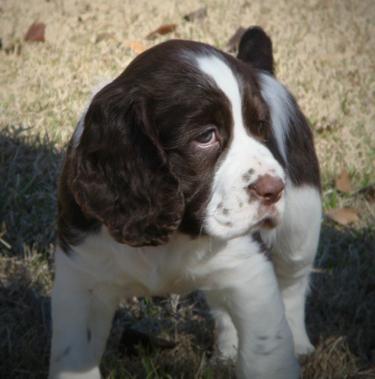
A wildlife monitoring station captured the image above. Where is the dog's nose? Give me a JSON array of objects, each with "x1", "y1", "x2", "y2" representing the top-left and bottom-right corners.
[{"x1": 248, "y1": 174, "x2": 284, "y2": 205}]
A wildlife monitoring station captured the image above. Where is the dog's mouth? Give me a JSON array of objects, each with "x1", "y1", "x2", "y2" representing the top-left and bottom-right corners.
[
  {"x1": 254, "y1": 203, "x2": 281, "y2": 230},
  {"x1": 249, "y1": 215, "x2": 279, "y2": 234},
  {"x1": 259, "y1": 216, "x2": 278, "y2": 229},
  {"x1": 205, "y1": 192, "x2": 284, "y2": 240}
]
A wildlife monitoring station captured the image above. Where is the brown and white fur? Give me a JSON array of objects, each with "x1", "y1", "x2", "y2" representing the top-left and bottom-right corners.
[{"x1": 49, "y1": 27, "x2": 321, "y2": 379}]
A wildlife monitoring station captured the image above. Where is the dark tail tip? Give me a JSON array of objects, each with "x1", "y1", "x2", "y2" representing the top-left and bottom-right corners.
[{"x1": 237, "y1": 26, "x2": 274, "y2": 75}]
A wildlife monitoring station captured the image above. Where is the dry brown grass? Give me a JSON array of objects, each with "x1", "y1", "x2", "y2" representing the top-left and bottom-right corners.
[{"x1": 1, "y1": 0, "x2": 374, "y2": 378}]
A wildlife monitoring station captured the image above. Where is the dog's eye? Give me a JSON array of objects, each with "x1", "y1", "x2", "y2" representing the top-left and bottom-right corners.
[{"x1": 195, "y1": 127, "x2": 218, "y2": 147}]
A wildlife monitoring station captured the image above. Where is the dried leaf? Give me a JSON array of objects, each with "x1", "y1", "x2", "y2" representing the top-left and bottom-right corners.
[
  {"x1": 128, "y1": 40, "x2": 146, "y2": 55},
  {"x1": 146, "y1": 24, "x2": 177, "y2": 40},
  {"x1": 335, "y1": 169, "x2": 352, "y2": 193},
  {"x1": 184, "y1": 6, "x2": 207, "y2": 22},
  {"x1": 226, "y1": 26, "x2": 246, "y2": 53},
  {"x1": 326, "y1": 207, "x2": 359, "y2": 225},
  {"x1": 24, "y1": 22, "x2": 46, "y2": 42}
]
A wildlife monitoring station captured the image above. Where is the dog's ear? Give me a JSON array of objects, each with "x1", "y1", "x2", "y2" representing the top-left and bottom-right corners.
[
  {"x1": 68, "y1": 84, "x2": 184, "y2": 246},
  {"x1": 237, "y1": 26, "x2": 274, "y2": 75}
]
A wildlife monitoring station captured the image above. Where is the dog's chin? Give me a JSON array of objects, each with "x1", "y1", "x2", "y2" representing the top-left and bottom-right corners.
[
  {"x1": 254, "y1": 201, "x2": 284, "y2": 231},
  {"x1": 253, "y1": 215, "x2": 280, "y2": 231},
  {"x1": 246, "y1": 207, "x2": 283, "y2": 235},
  {"x1": 205, "y1": 211, "x2": 282, "y2": 241}
]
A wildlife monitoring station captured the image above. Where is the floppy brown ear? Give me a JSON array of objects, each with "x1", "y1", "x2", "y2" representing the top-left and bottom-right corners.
[{"x1": 68, "y1": 84, "x2": 184, "y2": 246}]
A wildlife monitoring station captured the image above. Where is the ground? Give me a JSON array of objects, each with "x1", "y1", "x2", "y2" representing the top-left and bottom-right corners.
[{"x1": 0, "y1": 0, "x2": 374, "y2": 378}]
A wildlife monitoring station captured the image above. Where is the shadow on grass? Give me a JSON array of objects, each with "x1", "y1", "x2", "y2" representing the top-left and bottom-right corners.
[
  {"x1": 0, "y1": 125, "x2": 61, "y2": 258},
  {"x1": 0, "y1": 127, "x2": 374, "y2": 378},
  {"x1": 0, "y1": 125, "x2": 60, "y2": 378},
  {"x1": 304, "y1": 223, "x2": 375, "y2": 377},
  {"x1": 0, "y1": 258, "x2": 51, "y2": 379}
]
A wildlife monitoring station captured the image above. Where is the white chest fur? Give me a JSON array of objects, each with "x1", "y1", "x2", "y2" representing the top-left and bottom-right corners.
[{"x1": 62, "y1": 228, "x2": 251, "y2": 297}]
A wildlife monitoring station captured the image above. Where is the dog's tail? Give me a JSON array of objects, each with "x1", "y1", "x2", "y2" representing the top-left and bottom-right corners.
[{"x1": 237, "y1": 26, "x2": 274, "y2": 75}]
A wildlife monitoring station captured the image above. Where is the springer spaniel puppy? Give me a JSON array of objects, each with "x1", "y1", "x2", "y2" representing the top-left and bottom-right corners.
[{"x1": 49, "y1": 27, "x2": 321, "y2": 379}]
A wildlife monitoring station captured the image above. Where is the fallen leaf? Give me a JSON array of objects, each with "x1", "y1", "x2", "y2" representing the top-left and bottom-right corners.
[
  {"x1": 128, "y1": 40, "x2": 146, "y2": 55},
  {"x1": 226, "y1": 26, "x2": 246, "y2": 53},
  {"x1": 326, "y1": 207, "x2": 359, "y2": 226},
  {"x1": 24, "y1": 22, "x2": 46, "y2": 42},
  {"x1": 183, "y1": 6, "x2": 207, "y2": 22},
  {"x1": 146, "y1": 23, "x2": 177, "y2": 40},
  {"x1": 335, "y1": 169, "x2": 352, "y2": 193}
]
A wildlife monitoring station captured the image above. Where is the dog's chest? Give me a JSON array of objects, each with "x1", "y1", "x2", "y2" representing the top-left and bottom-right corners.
[{"x1": 71, "y1": 228, "x2": 215, "y2": 297}]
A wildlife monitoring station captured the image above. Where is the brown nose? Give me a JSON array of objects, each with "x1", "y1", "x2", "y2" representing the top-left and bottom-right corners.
[{"x1": 248, "y1": 174, "x2": 285, "y2": 205}]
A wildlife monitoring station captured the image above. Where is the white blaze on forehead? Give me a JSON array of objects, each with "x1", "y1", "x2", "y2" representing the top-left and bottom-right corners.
[
  {"x1": 258, "y1": 73, "x2": 293, "y2": 162},
  {"x1": 196, "y1": 55, "x2": 245, "y2": 137},
  {"x1": 196, "y1": 54, "x2": 286, "y2": 240}
]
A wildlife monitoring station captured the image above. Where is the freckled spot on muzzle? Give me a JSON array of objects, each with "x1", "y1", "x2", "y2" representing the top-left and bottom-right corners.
[{"x1": 242, "y1": 168, "x2": 255, "y2": 183}]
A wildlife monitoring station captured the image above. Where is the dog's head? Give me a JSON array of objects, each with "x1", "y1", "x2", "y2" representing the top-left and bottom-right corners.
[{"x1": 67, "y1": 28, "x2": 291, "y2": 246}]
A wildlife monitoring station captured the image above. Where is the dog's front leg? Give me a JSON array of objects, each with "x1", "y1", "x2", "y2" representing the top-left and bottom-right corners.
[
  {"x1": 204, "y1": 238, "x2": 299, "y2": 379},
  {"x1": 49, "y1": 249, "x2": 119, "y2": 379},
  {"x1": 271, "y1": 185, "x2": 322, "y2": 356}
]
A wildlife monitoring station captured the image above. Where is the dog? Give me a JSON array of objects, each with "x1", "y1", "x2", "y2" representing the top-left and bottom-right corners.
[{"x1": 49, "y1": 26, "x2": 321, "y2": 379}]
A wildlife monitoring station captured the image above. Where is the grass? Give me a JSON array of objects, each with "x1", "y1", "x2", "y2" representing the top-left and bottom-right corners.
[{"x1": 0, "y1": 0, "x2": 374, "y2": 378}]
